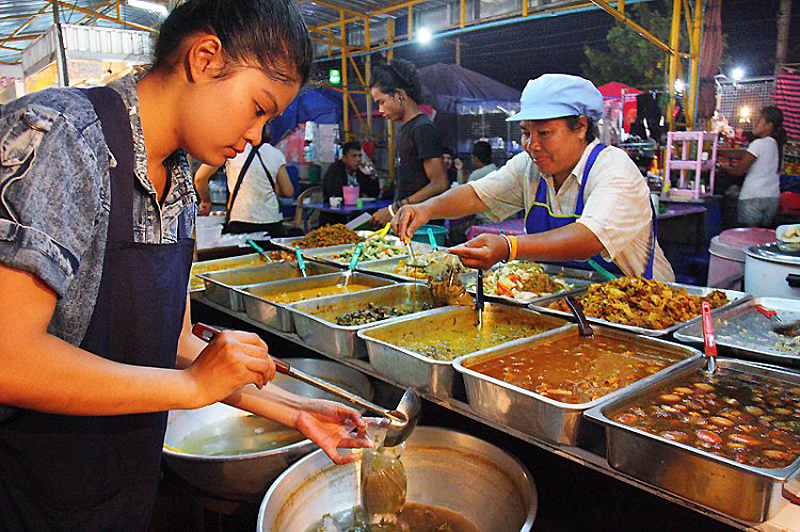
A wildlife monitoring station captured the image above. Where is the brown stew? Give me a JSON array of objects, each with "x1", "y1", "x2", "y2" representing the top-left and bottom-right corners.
[
  {"x1": 613, "y1": 369, "x2": 800, "y2": 469},
  {"x1": 468, "y1": 335, "x2": 684, "y2": 403}
]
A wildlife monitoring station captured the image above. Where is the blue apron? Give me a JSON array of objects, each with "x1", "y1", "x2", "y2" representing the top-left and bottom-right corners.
[
  {"x1": 0, "y1": 87, "x2": 194, "y2": 531},
  {"x1": 524, "y1": 143, "x2": 656, "y2": 279}
]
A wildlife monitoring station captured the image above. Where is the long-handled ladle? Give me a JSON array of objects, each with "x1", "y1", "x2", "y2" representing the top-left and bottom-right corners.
[{"x1": 192, "y1": 324, "x2": 421, "y2": 447}]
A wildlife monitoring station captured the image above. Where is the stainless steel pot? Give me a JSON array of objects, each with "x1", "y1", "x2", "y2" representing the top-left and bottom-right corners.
[
  {"x1": 162, "y1": 358, "x2": 373, "y2": 501},
  {"x1": 257, "y1": 426, "x2": 538, "y2": 532},
  {"x1": 744, "y1": 243, "x2": 800, "y2": 299}
]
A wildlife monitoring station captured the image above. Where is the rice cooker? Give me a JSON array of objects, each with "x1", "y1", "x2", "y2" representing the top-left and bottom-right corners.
[{"x1": 743, "y1": 243, "x2": 800, "y2": 299}]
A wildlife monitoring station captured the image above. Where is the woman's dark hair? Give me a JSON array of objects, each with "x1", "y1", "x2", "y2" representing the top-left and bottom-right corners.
[
  {"x1": 341, "y1": 141, "x2": 361, "y2": 156},
  {"x1": 442, "y1": 146, "x2": 454, "y2": 157},
  {"x1": 564, "y1": 115, "x2": 597, "y2": 143},
  {"x1": 370, "y1": 58, "x2": 423, "y2": 104},
  {"x1": 472, "y1": 141, "x2": 493, "y2": 165},
  {"x1": 153, "y1": 0, "x2": 312, "y2": 85},
  {"x1": 759, "y1": 106, "x2": 787, "y2": 164}
]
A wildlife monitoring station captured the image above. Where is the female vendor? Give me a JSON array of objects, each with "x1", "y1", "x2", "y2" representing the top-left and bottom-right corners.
[
  {"x1": 394, "y1": 74, "x2": 674, "y2": 281},
  {"x1": 0, "y1": 1, "x2": 368, "y2": 529}
]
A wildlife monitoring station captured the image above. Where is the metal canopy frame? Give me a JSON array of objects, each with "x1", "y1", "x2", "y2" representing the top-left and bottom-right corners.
[{"x1": 0, "y1": 0, "x2": 702, "y2": 134}]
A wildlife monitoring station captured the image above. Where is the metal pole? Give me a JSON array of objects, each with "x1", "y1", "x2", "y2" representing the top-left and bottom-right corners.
[
  {"x1": 666, "y1": 0, "x2": 681, "y2": 131},
  {"x1": 387, "y1": 17, "x2": 395, "y2": 185},
  {"x1": 341, "y1": 10, "x2": 350, "y2": 142},
  {"x1": 686, "y1": 0, "x2": 703, "y2": 130},
  {"x1": 51, "y1": 0, "x2": 69, "y2": 87},
  {"x1": 455, "y1": 37, "x2": 461, "y2": 66},
  {"x1": 365, "y1": 55, "x2": 372, "y2": 138}
]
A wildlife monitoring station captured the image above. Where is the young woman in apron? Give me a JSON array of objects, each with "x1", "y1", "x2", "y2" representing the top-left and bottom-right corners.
[
  {"x1": 391, "y1": 74, "x2": 673, "y2": 282},
  {"x1": 0, "y1": 1, "x2": 368, "y2": 529}
]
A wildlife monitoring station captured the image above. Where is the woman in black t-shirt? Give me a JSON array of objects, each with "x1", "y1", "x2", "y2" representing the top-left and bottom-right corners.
[{"x1": 369, "y1": 59, "x2": 449, "y2": 225}]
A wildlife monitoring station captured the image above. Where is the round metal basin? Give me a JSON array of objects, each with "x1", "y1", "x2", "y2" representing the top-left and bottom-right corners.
[
  {"x1": 162, "y1": 358, "x2": 373, "y2": 501},
  {"x1": 257, "y1": 426, "x2": 537, "y2": 531}
]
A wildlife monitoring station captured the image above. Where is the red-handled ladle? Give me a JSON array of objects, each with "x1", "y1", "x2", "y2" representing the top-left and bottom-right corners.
[
  {"x1": 701, "y1": 302, "x2": 717, "y2": 374},
  {"x1": 191, "y1": 323, "x2": 420, "y2": 447}
]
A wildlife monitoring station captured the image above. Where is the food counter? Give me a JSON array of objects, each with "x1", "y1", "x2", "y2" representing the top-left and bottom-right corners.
[{"x1": 187, "y1": 250, "x2": 800, "y2": 531}]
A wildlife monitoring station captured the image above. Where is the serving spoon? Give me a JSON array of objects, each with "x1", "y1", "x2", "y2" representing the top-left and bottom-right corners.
[
  {"x1": 701, "y1": 302, "x2": 717, "y2": 374},
  {"x1": 192, "y1": 324, "x2": 421, "y2": 447},
  {"x1": 565, "y1": 295, "x2": 594, "y2": 338}
]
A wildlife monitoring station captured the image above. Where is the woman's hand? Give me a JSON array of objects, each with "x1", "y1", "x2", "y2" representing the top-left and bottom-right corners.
[
  {"x1": 392, "y1": 203, "x2": 433, "y2": 241},
  {"x1": 198, "y1": 200, "x2": 212, "y2": 216},
  {"x1": 183, "y1": 331, "x2": 276, "y2": 407},
  {"x1": 449, "y1": 234, "x2": 509, "y2": 270},
  {"x1": 293, "y1": 399, "x2": 372, "y2": 464},
  {"x1": 370, "y1": 206, "x2": 393, "y2": 226}
]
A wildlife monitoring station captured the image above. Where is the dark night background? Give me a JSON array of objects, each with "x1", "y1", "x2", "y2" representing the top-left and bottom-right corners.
[{"x1": 320, "y1": 0, "x2": 799, "y2": 92}]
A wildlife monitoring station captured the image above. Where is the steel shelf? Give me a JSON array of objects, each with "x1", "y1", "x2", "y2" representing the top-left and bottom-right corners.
[{"x1": 192, "y1": 294, "x2": 800, "y2": 532}]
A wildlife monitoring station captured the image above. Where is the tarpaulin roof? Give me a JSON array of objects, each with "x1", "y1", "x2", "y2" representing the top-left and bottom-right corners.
[
  {"x1": 270, "y1": 86, "x2": 343, "y2": 142},
  {"x1": 418, "y1": 63, "x2": 520, "y2": 114}
]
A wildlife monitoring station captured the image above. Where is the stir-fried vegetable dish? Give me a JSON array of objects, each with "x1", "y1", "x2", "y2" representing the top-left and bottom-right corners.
[
  {"x1": 295, "y1": 224, "x2": 363, "y2": 249},
  {"x1": 613, "y1": 369, "x2": 800, "y2": 469},
  {"x1": 465, "y1": 261, "x2": 573, "y2": 302},
  {"x1": 551, "y1": 277, "x2": 728, "y2": 330},
  {"x1": 325, "y1": 238, "x2": 406, "y2": 263},
  {"x1": 335, "y1": 303, "x2": 432, "y2": 326}
]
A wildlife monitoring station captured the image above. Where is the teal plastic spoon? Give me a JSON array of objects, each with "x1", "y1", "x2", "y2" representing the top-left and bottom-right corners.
[
  {"x1": 426, "y1": 227, "x2": 439, "y2": 251},
  {"x1": 587, "y1": 259, "x2": 616, "y2": 281},
  {"x1": 341, "y1": 242, "x2": 364, "y2": 287},
  {"x1": 295, "y1": 246, "x2": 307, "y2": 277},
  {"x1": 246, "y1": 239, "x2": 272, "y2": 263}
]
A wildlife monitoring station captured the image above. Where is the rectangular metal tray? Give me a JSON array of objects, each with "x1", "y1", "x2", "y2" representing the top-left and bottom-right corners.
[
  {"x1": 357, "y1": 304, "x2": 571, "y2": 399},
  {"x1": 197, "y1": 262, "x2": 340, "y2": 311},
  {"x1": 461, "y1": 262, "x2": 602, "y2": 307},
  {"x1": 529, "y1": 282, "x2": 748, "y2": 336},
  {"x1": 189, "y1": 252, "x2": 268, "y2": 292},
  {"x1": 674, "y1": 297, "x2": 800, "y2": 367},
  {"x1": 454, "y1": 327, "x2": 701, "y2": 445},
  {"x1": 304, "y1": 240, "x2": 434, "y2": 267},
  {"x1": 290, "y1": 283, "x2": 438, "y2": 360},
  {"x1": 584, "y1": 358, "x2": 800, "y2": 523},
  {"x1": 239, "y1": 272, "x2": 395, "y2": 332},
  {"x1": 355, "y1": 253, "x2": 455, "y2": 282}
]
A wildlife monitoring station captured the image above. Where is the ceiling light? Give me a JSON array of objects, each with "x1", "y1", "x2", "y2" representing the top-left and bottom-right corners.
[
  {"x1": 128, "y1": 0, "x2": 168, "y2": 16},
  {"x1": 731, "y1": 67, "x2": 744, "y2": 81},
  {"x1": 674, "y1": 79, "x2": 685, "y2": 93},
  {"x1": 417, "y1": 27, "x2": 433, "y2": 45}
]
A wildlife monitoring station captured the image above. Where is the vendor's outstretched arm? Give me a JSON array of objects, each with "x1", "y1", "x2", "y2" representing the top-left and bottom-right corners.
[
  {"x1": 393, "y1": 183, "x2": 488, "y2": 240},
  {"x1": 450, "y1": 223, "x2": 604, "y2": 270},
  {"x1": 176, "y1": 299, "x2": 370, "y2": 464}
]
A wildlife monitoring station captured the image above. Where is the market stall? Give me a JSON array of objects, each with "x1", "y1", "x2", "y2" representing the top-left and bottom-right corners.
[{"x1": 175, "y1": 228, "x2": 800, "y2": 531}]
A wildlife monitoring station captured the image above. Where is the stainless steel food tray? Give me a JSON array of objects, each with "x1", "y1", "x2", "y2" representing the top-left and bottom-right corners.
[
  {"x1": 355, "y1": 254, "x2": 453, "y2": 282},
  {"x1": 304, "y1": 240, "x2": 434, "y2": 267},
  {"x1": 238, "y1": 272, "x2": 395, "y2": 332},
  {"x1": 461, "y1": 262, "x2": 602, "y2": 307},
  {"x1": 357, "y1": 304, "x2": 571, "y2": 399},
  {"x1": 189, "y1": 252, "x2": 268, "y2": 292},
  {"x1": 584, "y1": 358, "x2": 800, "y2": 523},
  {"x1": 674, "y1": 297, "x2": 800, "y2": 366},
  {"x1": 454, "y1": 327, "x2": 701, "y2": 445},
  {"x1": 290, "y1": 283, "x2": 438, "y2": 360},
  {"x1": 529, "y1": 283, "x2": 748, "y2": 336},
  {"x1": 197, "y1": 262, "x2": 340, "y2": 311}
]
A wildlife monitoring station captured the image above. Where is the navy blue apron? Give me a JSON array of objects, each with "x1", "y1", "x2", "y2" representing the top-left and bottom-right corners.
[
  {"x1": 524, "y1": 143, "x2": 656, "y2": 279},
  {"x1": 0, "y1": 87, "x2": 194, "y2": 531}
]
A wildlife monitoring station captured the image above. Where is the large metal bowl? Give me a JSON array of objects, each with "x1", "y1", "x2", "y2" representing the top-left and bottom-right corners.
[
  {"x1": 257, "y1": 426, "x2": 537, "y2": 532},
  {"x1": 162, "y1": 358, "x2": 373, "y2": 501}
]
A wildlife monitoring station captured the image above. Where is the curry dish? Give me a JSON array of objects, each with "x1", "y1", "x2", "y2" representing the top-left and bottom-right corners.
[
  {"x1": 551, "y1": 277, "x2": 728, "y2": 330},
  {"x1": 267, "y1": 284, "x2": 374, "y2": 304},
  {"x1": 189, "y1": 251, "x2": 294, "y2": 291},
  {"x1": 613, "y1": 369, "x2": 800, "y2": 469},
  {"x1": 467, "y1": 334, "x2": 684, "y2": 403}
]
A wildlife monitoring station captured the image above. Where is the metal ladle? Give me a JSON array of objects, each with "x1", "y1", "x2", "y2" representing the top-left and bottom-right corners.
[
  {"x1": 565, "y1": 295, "x2": 594, "y2": 338},
  {"x1": 192, "y1": 324, "x2": 421, "y2": 447}
]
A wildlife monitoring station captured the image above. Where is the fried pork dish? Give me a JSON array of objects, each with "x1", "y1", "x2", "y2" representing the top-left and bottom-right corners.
[
  {"x1": 552, "y1": 277, "x2": 728, "y2": 330},
  {"x1": 295, "y1": 224, "x2": 364, "y2": 249}
]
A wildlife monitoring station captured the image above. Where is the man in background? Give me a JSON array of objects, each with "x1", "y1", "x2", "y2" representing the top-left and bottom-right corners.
[{"x1": 466, "y1": 141, "x2": 497, "y2": 183}]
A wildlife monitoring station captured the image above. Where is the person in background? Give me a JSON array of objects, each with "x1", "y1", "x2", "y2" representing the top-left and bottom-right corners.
[
  {"x1": 0, "y1": 1, "x2": 369, "y2": 529},
  {"x1": 320, "y1": 141, "x2": 380, "y2": 225},
  {"x1": 442, "y1": 146, "x2": 462, "y2": 184},
  {"x1": 369, "y1": 59, "x2": 449, "y2": 225},
  {"x1": 194, "y1": 138, "x2": 295, "y2": 236},
  {"x1": 466, "y1": 141, "x2": 497, "y2": 183},
  {"x1": 393, "y1": 74, "x2": 674, "y2": 281},
  {"x1": 726, "y1": 106, "x2": 786, "y2": 228},
  {"x1": 323, "y1": 141, "x2": 379, "y2": 201}
]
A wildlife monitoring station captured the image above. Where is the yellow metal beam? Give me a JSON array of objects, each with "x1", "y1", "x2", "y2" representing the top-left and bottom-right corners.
[
  {"x1": 300, "y1": 0, "x2": 366, "y2": 20},
  {"x1": 55, "y1": 1, "x2": 156, "y2": 32},
  {"x1": 408, "y1": 5, "x2": 413, "y2": 40},
  {"x1": 311, "y1": 0, "x2": 428, "y2": 32},
  {"x1": 686, "y1": 0, "x2": 703, "y2": 129},
  {"x1": 460, "y1": 0, "x2": 465, "y2": 28},
  {"x1": 0, "y1": 4, "x2": 51, "y2": 51},
  {"x1": 75, "y1": 0, "x2": 116, "y2": 26},
  {"x1": 340, "y1": 10, "x2": 350, "y2": 142},
  {"x1": 588, "y1": 0, "x2": 679, "y2": 55},
  {"x1": 666, "y1": 0, "x2": 682, "y2": 130}
]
